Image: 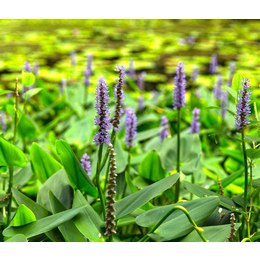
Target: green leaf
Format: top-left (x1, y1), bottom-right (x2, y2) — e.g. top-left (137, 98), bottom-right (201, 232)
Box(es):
top-left (0, 90), bottom-right (14, 96)
top-left (30, 142), bottom-right (62, 183)
top-left (12, 188), bottom-right (64, 242)
top-left (223, 85), bottom-right (237, 99)
top-left (14, 163), bottom-right (33, 188)
top-left (252, 178), bottom-right (260, 188)
top-left (205, 106), bottom-right (235, 116)
top-left (246, 148), bottom-right (260, 160)
top-left (0, 137), bottom-right (27, 168)
top-left (136, 127), bottom-right (162, 142)
top-left (183, 181), bottom-right (239, 210)
top-left (22, 71), bottom-right (35, 87)
top-left (55, 139), bottom-right (98, 198)
top-left (3, 205), bottom-right (86, 239)
top-left (37, 169), bottom-right (74, 212)
top-left (181, 223), bottom-right (241, 242)
top-left (22, 88), bottom-right (42, 99)
top-left (232, 73), bottom-right (245, 92)
top-left (115, 173), bottom-right (179, 219)
top-left (10, 204), bottom-right (37, 227)
top-left (72, 190), bottom-right (105, 242)
top-left (48, 190), bottom-right (87, 242)
top-left (160, 134), bottom-right (202, 174)
top-left (139, 150), bottom-right (166, 181)
top-left (5, 234), bottom-right (27, 242)
top-left (136, 196), bottom-right (220, 241)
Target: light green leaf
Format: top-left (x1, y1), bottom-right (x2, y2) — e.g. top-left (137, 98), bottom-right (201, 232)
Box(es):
top-left (115, 173), bottom-right (179, 219)
top-left (55, 139), bottom-right (98, 198)
top-left (30, 142), bottom-right (62, 183)
top-left (23, 88), bottom-right (42, 99)
top-left (22, 71), bottom-right (35, 87)
top-left (246, 148), bottom-right (260, 160)
top-left (48, 190), bottom-right (87, 242)
top-left (136, 196), bottom-right (220, 241)
top-left (10, 204), bottom-right (37, 227)
top-left (5, 234), bottom-right (27, 242)
top-left (139, 150), bottom-right (166, 181)
top-left (72, 190), bottom-right (105, 242)
top-left (3, 206), bottom-right (86, 238)
top-left (0, 137), bottom-right (27, 168)
top-left (181, 223), bottom-right (241, 242)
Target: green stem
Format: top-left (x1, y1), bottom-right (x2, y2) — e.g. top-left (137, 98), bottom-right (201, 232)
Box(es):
top-left (241, 129), bottom-right (248, 210)
top-left (139, 205), bottom-right (208, 242)
top-left (7, 78), bottom-right (19, 225)
top-left (175, 108), bottom-right (181, 203)
top-left (190, 173), bottom-right (195, 200)
top-left (247, 162), bottom-right (253, 238)
top-left (96, 144), bottom-right (106, 220)
top-left (122, 146), bottom-right (132, 198)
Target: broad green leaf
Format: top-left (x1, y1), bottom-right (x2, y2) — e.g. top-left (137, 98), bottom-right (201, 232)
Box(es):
top-left (115, 173), bottom-right (179, 219)
top-left (12, 188), bottom-right (49, 219)
top-left (246, 148), bottom-right (260, 160)
top-left (114, 137), bottom-right (128, 173)
top-left (223, 85), bottom-right (237, 99)
top-left (139, 150), bottom-right (166, 181)
top-left (37, 169), bottom-right (74, 212)
top-left (136, 127), bottom-right (162, 142)
top-left (30, 143), bottom-right (62, 183)
top-left (160, 134), bottom-right (202, 174)
top-left (0, 137), bottom-right (27, 168)
top-left (22, 71), bottom-right (35, 87)
top-left (72, 190), bottom-right (105, 242)
top-left (181, 223), bottom-right (241, 242)
top-left (3, 205), bottom-right (86, 238)
top-left (10, 204), bottom-right (37, 227)
top-left (22, 88), bottom-right (42, 99)
top-left (5, 234), bottom-right (27, 242)
top-left (48, 190), bottom-right (87, 242)
top-left (55, 139), bottom-right (98, 198)
top-left (14, 163), bottom-right (33, 188)
top-left (183, 181), bottom-right (239, 210)
top-left (136, 196), bottom-right (219, 241)
top-left (205, 106), bottom-right (235, 116)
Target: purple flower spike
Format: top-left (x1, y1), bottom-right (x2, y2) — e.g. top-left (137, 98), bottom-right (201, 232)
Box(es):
top-left (0, 111), bottom-right (7, 132)
top-left (187, 36), bottom-right (195, 46)
top-left (125, 107), bottom-right (137, 147)
top-left (23, 61), bottom-right (31, 72)
top-left (129, 59), bottom-right (135, 80)
top-left (94, 78), bottom-right (112, 146)
top-left (70, 51), bottom-right (76, 67)
top-left (191, 66), bottom-right (199, 82)
top-left (159, 116), bottom-right (169, 142)
top-left (138, 95), bottom-right (145, 112)
top-left (190, 108), bottom-right (200, 134)
top-left (235, 78), bottom-right (251, 130)
top-left (209, 54), bottom-right (218, 75)
top-left (84, 69), bottom-right (91, 87)
top-left (227, 61), bottom-right (236, 87)
top-left (113, 65), bottom-right (126, 132)
top-left (60, 79), bottom-right (66, 95)
top-left (173, 62), bottom-right (186, 110)
top-left (80, 153), bottom-right (91, 176)
top-left (87, 54), bottom-right (93, 74)
top-left (221, 90), bottom-right (228, 118)
top-left (138, 72), bottom-right (146, 91)
top-left (213, 74), bottom-right (223, 100)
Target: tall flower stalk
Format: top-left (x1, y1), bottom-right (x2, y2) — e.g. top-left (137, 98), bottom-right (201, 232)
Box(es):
top-left (235, 78), bottom-right (251, 211)
top-left (7, 78), bottom-right (19, 225)
top-left (190, 108), bottom-right (200, 134)
top-left (173, 62), bottom-right (186, 203)
top-left (159, 116), bottom-right (169, 142)
top-left (94, 78), bottom-right (111, 220)
top-left (105, 143), bottom-right (117, 241)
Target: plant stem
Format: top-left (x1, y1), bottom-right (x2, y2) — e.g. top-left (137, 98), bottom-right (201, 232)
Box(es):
top-left (96, 144), bottom-right (106, 220)
top-left (175, 108), bottom-right (181, 203)
top-left (247, 161), bottom-right (253, 238)
top-left (122, 146), bottom-right (132, 198)
top-left (7, 78), bottom-right (19, 225)
top-left (241, 129), bottom-right (248, 211)
top-left (139, 205), bottom-right (208, 242)
top-left (190, 173), bottom-right (195, 200)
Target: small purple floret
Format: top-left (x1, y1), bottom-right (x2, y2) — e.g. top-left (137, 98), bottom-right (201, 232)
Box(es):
top-left (190, 108), bottom-right (200, 134)
top-left (159, 116), bottom-right (169, 142)
top-left (125, 107), bottom-right (137, 147)
top-left (213, 74), bottom-right (223, 100)
top-left (80, 153), bottom-right (92, 176)
top-left (209, 54), bottom-right (218, 75)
